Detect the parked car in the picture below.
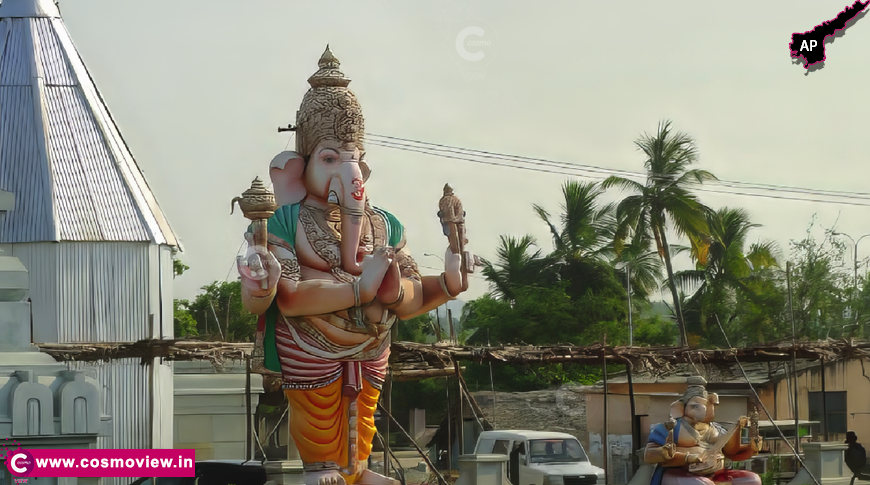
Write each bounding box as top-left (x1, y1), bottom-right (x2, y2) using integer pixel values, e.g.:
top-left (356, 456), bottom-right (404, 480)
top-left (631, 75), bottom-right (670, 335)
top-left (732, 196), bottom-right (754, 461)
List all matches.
top-left (473, 430), bottom-right (605, 485)
top-left (129, 460), bottom-right (269, 485)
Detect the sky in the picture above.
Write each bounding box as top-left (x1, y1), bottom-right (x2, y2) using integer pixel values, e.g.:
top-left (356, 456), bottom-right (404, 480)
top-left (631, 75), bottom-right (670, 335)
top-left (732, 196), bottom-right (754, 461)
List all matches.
top-left (57, 0), bottom-right (870, 302)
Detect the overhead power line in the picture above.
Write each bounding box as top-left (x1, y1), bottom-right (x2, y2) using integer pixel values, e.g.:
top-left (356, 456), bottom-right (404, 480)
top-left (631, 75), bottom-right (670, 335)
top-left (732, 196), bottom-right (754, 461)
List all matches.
top-left (366, 133), bottom-right (870, 207)
top-left (368, 133), bottom-right (870, 198)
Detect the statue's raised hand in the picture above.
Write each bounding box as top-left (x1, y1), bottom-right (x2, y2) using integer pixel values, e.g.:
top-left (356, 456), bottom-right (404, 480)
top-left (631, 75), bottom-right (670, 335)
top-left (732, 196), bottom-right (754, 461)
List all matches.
top-left (237, 232), bottom-right (280, 295)
top-left (443, 247), bottom-right (463, 296)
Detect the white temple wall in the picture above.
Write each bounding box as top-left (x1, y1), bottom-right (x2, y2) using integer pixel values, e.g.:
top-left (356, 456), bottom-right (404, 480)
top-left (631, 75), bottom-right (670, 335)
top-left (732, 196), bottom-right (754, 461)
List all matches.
top-left (67, 359), bottom-right (151, 450)
top-left (9, 241), bottom-right (176, 453)
top-left (9, 242), bottom-right (166, 342)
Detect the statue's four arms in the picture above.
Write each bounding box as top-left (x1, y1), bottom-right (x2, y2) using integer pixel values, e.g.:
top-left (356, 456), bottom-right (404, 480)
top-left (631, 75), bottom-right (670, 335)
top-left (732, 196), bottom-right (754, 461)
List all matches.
top-left (234, 47), bottom-right (478, 485)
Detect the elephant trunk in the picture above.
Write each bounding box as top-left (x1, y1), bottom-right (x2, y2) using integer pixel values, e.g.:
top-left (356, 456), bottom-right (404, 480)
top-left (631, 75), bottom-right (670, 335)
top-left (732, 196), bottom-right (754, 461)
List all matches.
top-left (329, 162), bottom-right (367, 276)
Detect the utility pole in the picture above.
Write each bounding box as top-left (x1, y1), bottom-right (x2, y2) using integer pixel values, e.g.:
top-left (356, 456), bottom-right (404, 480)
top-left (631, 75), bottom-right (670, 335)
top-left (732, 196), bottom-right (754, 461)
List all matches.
top-left (446, 376), bottom-right (452, 472)
top-left (617, 261), bottom-right (634, 346)
top-left (832, 232), bottom-right (870, 336)
top-left (627, 264), bottom-right (633, 347)
top-left (226, 293), bottom-right (232, 341)
top-left (786, 262), bottom-right (800, 458)
top-left (435, 306), bottom-right (444, 341)
top-left (601, 334), bottom-right (610, 485)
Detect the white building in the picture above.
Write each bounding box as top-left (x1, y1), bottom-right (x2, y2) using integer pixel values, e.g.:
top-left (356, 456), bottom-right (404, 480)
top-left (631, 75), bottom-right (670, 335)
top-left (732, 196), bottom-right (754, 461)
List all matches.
top-left (0, 212), bottom-right (106, 485)
top-left (0, 0), bottom-right (178, 482)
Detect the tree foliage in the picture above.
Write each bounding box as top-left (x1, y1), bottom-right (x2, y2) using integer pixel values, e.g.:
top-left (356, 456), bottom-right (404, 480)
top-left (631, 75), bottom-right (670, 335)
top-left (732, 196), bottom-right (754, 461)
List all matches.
top-left (464, 282), bottom-right (624, 347)
top-left (174, 299), bottom-right (198, 338)
top-left (173, 257), bottom-right (189, 278)
top-left (673, 207), bottom-right (781, 346)
top-left (172, 257), bottom-right (194, 338)
top-left (603, 120), bottom-right (717, 346)
top-left (788, 221), bottom-right (852, 339)
top-left (480, 235), bottom-right (558, 302)
top-left (397, 312), bottom-right (437, 343)
top-left (458, 120), bottom-right (869, 393)
top-left (177, 280), bottom-right (258, 342)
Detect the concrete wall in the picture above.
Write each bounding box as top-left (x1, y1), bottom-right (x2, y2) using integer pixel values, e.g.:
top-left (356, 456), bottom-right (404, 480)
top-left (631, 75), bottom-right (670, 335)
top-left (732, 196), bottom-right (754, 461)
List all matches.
top-left (173, 361), bottom-right (263, 461)
top-left (769, 360), bottom-right (870, 444)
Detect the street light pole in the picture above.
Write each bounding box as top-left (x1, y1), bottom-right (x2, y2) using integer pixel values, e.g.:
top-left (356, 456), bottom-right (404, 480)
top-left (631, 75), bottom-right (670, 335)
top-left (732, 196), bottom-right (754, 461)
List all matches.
top-left (832, 232), bottom-right (870, 336)
top-left (616, 261), bottom-right (633, 346)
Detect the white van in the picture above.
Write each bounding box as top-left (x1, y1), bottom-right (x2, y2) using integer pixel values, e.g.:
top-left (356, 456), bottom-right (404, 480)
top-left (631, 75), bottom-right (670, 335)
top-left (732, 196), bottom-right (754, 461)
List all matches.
top-left (473, 430), bottom-right (605, 485)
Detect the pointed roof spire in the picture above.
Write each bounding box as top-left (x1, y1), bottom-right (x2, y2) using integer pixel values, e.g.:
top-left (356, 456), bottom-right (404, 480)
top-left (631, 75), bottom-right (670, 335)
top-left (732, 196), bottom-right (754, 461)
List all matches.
top-left (307, 44), bottom-right (351, 88)
top-left (0, 0), bottom-right (178, 246)
top-left (0, 0), bottom-right (60, 18)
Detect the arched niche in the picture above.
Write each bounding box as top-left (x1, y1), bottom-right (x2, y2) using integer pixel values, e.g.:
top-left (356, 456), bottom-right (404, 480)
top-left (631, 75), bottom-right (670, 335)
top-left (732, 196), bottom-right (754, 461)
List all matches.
top-left (57, 371), bottom-right (100, 434)
top-left (11, 370), bottom-right (54, 436)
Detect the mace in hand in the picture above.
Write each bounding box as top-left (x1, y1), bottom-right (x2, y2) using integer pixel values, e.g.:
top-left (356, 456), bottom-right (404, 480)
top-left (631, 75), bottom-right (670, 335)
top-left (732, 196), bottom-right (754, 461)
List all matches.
top-left (231, 177), bottom-right (278, 289)
top-left (439, 183), bottom-right (475, 290)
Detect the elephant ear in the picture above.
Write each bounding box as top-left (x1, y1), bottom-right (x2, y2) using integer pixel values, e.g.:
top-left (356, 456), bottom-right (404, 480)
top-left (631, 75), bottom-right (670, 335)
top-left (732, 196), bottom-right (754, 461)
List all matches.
top-left (707, 392), bottom-right (719, 405)
top-left (359, 160), bottom-right (372, 182)
top-left (669, 400), bottom-right (685, 420)
top-left (270, 151), bottom-right (306, 206)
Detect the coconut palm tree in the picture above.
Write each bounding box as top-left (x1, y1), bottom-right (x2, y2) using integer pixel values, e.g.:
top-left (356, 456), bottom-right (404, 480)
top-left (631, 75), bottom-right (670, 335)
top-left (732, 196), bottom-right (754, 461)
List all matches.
top-left (602, 120), bottom-right (717, 347)
top-left (533, 180), bottom-right (633, 303)
top-left (534, 181), bottom-right (616, 262)
top-left (480, 235), bottom-right (558, 302)
top-left (673, 207), bottom-right (778, 343)
top-left (612, 207), bottom-right (665, 303)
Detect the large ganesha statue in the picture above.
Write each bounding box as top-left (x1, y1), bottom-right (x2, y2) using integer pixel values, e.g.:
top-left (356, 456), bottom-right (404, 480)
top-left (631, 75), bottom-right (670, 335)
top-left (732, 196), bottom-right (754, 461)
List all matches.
top-left (643, 377), bottom-right (763, 485)
top-left (236, 46), bottom-right (472, 485)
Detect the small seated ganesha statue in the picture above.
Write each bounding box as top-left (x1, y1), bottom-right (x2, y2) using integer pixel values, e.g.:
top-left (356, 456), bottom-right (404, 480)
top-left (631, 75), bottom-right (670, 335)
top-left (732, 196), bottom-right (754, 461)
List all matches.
top-left (644, 376), bottom-right (763, 485)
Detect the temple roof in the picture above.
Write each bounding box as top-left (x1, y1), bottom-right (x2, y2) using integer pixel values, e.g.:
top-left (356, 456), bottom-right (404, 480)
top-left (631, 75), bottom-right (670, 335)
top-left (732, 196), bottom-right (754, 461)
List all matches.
top-left (0, 0), bottom-right (178, 246)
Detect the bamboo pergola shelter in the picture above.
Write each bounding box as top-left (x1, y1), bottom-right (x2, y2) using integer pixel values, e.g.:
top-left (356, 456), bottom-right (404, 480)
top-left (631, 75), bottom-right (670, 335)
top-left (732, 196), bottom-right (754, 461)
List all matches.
top-left (37, 338), bottom-right (870, 371)
top-left (36, 338), bottom-right (866, 484)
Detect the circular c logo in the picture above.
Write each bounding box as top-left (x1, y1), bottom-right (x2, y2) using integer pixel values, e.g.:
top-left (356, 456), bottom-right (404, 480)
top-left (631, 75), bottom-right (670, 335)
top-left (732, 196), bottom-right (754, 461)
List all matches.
top-left (7, 451), bottom-right (34, 477)
top-left (455, 26), bottom-right (486, 62)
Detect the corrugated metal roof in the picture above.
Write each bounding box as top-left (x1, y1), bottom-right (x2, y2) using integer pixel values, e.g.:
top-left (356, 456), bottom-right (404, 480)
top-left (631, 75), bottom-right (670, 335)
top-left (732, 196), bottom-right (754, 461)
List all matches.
top-left (0, 0), bottom-right (59, 18)
top-left (0, 1), bottom-right (178, 246)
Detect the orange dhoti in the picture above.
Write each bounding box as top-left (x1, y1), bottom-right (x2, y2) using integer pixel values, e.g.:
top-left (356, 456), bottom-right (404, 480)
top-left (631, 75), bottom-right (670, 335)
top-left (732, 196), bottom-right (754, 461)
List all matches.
top-left (276, 315), bottom-right (390, 484)
top-left (285, 379), bottom-right (381, 483)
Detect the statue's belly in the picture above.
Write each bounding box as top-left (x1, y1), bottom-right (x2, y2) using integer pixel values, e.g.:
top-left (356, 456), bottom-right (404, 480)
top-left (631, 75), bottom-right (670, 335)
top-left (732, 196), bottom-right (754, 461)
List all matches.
top-left (284, 266), bottom-right (392, 355)
top-left (305, 314), bottom-right (382, 346)
top-left (299, 261), bottom-right (338, 279)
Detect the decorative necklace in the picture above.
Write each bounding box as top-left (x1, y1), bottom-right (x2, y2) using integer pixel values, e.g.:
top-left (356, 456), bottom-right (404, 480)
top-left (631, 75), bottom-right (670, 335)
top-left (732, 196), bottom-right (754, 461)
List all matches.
top-left (299, 204), bottom-right (355, 283)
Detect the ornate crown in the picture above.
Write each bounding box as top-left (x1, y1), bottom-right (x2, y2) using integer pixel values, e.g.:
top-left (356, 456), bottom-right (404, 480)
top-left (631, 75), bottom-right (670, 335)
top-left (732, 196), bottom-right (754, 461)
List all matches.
top-left (295, 46), bottom-right (365, 158)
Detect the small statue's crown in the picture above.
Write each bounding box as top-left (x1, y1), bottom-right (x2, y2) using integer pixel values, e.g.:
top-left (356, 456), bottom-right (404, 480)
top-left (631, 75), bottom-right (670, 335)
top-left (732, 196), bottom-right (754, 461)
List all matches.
top-left (687, 376), bottom-right (707, 387)
top-left (307, 45), bottom-right (351, 88)
top-left (679, 375), bottom-right (709, 404)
